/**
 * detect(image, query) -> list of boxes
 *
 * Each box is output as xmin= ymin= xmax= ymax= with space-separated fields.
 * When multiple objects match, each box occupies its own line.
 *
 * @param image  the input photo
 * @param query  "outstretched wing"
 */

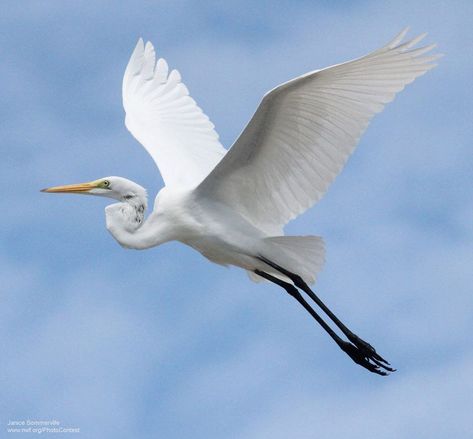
xmin=123 ymin=39 xmax=227 ymax=189
xmin=197 ymin=29 xmax=440 ymax=235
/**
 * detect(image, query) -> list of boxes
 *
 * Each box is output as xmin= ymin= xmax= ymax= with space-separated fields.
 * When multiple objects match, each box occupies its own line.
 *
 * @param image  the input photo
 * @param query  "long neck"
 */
xmin=105 ymin=197 xmax=169 ymax=250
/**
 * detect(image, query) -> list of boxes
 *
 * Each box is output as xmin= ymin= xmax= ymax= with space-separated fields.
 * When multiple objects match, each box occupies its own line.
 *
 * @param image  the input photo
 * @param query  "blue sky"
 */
xmin=1 ymin=1 xmax=472 ymax=438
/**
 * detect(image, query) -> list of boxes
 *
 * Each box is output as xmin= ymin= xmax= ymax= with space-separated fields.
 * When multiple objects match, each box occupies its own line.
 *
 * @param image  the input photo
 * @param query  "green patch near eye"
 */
xmin=99 ymin=180 xmax=110 ymax=188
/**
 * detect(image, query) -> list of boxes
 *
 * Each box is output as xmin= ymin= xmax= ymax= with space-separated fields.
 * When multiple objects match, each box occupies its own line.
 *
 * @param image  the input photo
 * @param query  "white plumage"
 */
xmin=197 ymin=28 xmax=440 ymax=235
xmin=45 ymin=26 xmax=441 ymax=286
xmin=123 ymin=40 xmax=226 ymax=189
xmin=43 ymin=28 xmax=439 ymax=375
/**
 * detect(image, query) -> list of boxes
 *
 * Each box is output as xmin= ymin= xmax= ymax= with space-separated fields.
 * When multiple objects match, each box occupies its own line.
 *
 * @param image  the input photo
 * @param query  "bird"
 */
xmin=42 ymin=28 xmax=440 ymax=375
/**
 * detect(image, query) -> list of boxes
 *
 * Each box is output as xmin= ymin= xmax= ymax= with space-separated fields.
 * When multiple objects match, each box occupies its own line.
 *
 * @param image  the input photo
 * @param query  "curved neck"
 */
xmin=105 ymin=200 xmax=170 ymax=250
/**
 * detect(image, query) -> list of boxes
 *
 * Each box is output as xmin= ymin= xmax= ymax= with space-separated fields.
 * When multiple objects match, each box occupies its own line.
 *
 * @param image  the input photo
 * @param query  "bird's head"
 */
xmin=41 ymin=176 xmax=147 ymax=205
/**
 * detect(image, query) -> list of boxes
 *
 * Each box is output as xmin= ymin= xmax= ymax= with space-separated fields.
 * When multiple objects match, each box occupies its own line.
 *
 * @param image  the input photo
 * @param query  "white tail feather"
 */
xmin=248 ymin=235 xmax=325 ymax=284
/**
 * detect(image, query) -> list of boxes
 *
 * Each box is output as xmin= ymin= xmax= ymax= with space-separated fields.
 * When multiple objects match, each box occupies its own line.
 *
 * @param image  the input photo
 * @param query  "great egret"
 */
xmin=42 ymin=28 xmax=439 ymax=375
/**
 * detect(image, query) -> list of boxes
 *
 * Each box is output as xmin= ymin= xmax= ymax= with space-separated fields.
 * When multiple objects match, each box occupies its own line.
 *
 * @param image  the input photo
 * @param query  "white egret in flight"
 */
xmin=43 ymin=28 xmax=440 ymax=375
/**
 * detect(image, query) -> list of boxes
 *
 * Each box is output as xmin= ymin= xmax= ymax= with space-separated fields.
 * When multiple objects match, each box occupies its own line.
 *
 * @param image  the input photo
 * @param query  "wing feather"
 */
xmin=123 ymin=39 xmax=226 ymax=189
xmin=197 ymin=29 xmax=440 ymax=235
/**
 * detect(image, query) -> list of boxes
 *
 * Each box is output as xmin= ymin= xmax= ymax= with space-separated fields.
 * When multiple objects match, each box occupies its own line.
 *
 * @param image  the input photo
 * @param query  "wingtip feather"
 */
xmin=144 ymin=40 xmax=153 ymax=51
xmin=388 ymin=27 xmax=410 ymax=48
xmin=401 ymin=32 xmax=428 ymax=50
xmin=155 ymin=58 xmax=169 ymax=81
xmin=136 ymin=37 xmax=145 ymax=50
xmin=123 ymin=37 xmax=146 ymax=89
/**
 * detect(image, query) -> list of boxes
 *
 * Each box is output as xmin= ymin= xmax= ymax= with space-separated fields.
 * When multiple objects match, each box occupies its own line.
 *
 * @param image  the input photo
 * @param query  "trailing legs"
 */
xmin=255 ymin=257 xmax=394 ymax=375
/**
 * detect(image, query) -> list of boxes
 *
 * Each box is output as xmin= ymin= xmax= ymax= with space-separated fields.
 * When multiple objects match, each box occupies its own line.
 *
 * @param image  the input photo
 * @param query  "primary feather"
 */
xmin=123 ymin=39 xmax=227 ymax=189
xmin=197 ymin=28 xmax=441 ymax=235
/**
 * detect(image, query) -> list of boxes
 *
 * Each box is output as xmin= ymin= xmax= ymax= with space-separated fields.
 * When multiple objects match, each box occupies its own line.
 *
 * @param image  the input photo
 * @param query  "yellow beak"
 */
xmin=41 ymin=180 xmax=99 ymax=193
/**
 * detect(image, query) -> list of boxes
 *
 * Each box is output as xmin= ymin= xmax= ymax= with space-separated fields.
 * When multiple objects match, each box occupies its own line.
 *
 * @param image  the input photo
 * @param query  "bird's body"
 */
xmin=43 ymin=28 xmax=440 ymax=375
xmin=105 ymin=182 xmax=320 ymax=283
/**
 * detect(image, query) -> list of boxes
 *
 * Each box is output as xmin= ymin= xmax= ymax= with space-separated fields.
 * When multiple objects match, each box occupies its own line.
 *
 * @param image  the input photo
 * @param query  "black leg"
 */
xmin=258 ymin=256 xmax=393 ymax=366
xmin=255 ymin=269 xmax=393 ymax=376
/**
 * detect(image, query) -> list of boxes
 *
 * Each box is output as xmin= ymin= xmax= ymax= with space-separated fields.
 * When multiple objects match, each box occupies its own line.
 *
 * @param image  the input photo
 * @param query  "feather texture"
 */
xmin=197 ymin=29 xmax=440 ymax=235
xmin=123 ymin=39 xmax=227 ymax=189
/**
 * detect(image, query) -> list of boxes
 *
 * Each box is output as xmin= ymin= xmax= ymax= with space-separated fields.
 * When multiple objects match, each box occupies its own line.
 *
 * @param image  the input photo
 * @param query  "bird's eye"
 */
xmin=103 ymin=180 xmax=110 ymax=188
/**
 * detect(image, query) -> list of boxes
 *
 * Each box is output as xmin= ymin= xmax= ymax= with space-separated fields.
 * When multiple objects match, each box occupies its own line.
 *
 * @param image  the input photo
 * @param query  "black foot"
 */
xmin=337 ymin=339 xmax=395 ymax=376
xmin=346 ymin=332 xmax=395 ymax=372
xmin=255 ymin=259 xmax=396 ymax=375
